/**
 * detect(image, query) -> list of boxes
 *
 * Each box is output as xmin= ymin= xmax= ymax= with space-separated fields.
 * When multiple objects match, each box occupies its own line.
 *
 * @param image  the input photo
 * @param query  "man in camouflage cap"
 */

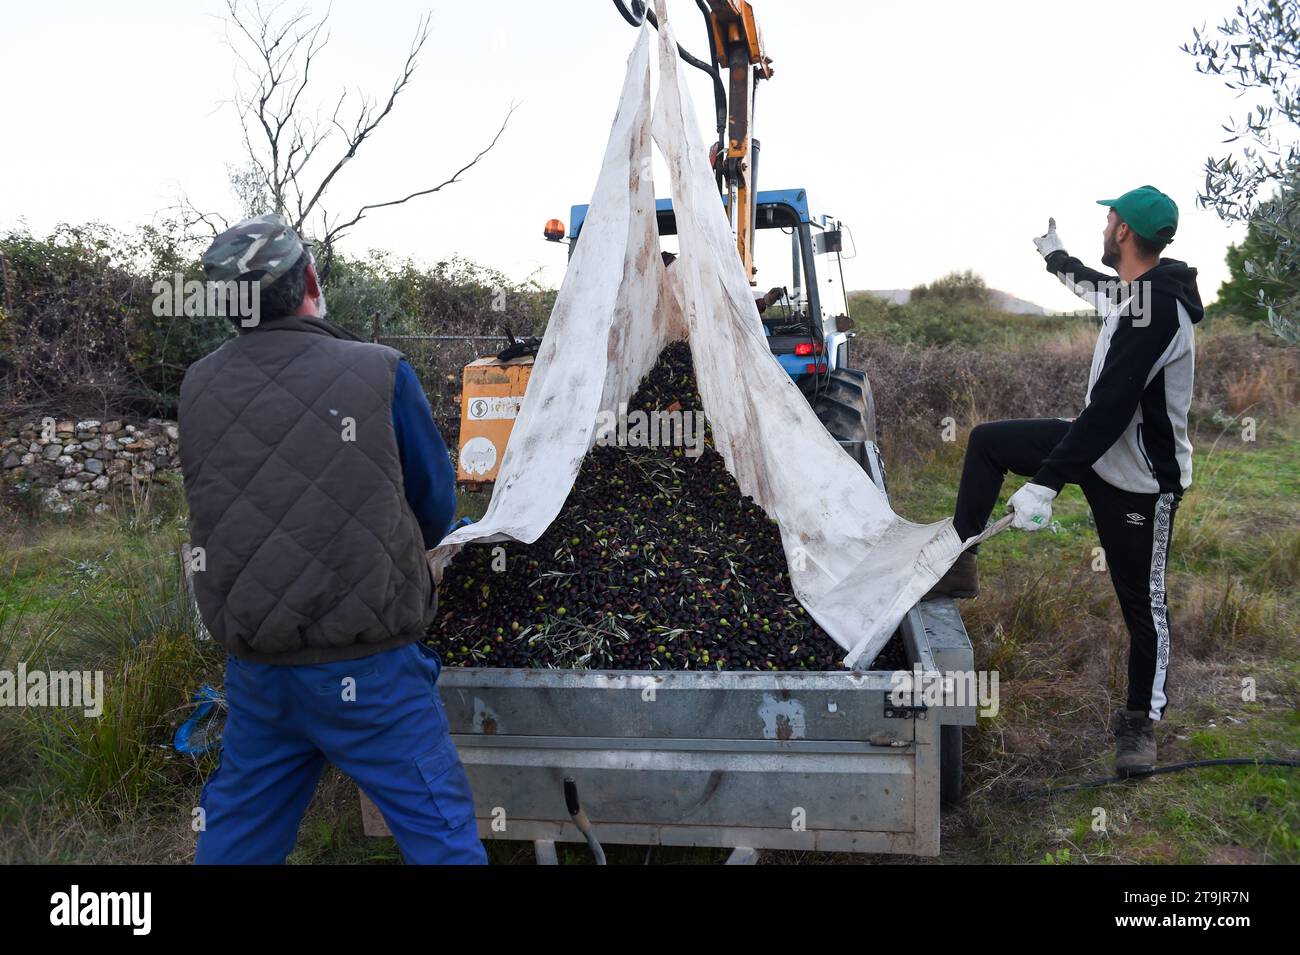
xmin=201 ymin=212 xmax=305 ymax=285
xmin=182 ymin=214 xmax=484 ymax=865
xmin=199 ymin=213 xmax=322 ymax=327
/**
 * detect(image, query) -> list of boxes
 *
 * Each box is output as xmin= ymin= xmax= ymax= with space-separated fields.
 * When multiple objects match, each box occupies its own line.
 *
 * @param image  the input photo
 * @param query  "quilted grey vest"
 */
xmin=178 ymin=315 xmax=435 ymax=664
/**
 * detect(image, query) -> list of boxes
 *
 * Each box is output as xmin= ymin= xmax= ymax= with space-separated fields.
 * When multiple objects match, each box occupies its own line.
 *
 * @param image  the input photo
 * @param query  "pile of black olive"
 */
xmin=429 ymin=342 xmax=905 ymax=672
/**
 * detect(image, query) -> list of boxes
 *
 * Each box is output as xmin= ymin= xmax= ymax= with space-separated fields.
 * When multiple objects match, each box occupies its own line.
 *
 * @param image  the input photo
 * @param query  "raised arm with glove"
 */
xmin=1034 ymin=217 xmax=1117 ymax=314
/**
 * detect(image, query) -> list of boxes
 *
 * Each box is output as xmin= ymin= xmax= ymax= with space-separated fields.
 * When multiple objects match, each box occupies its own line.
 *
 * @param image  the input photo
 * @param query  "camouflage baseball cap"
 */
xmin=201 ymin=213 xmax=308 ymax=286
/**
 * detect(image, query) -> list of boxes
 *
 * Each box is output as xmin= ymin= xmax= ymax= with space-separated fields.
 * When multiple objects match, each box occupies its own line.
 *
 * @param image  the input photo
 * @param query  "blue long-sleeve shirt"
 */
xmin=391 ymin=359 xmax=457 ymax=548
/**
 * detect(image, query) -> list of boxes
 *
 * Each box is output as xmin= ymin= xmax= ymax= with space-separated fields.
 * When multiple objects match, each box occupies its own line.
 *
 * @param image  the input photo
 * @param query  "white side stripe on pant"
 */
xmin=1148 ymin=493 xmax=1175 ymax=720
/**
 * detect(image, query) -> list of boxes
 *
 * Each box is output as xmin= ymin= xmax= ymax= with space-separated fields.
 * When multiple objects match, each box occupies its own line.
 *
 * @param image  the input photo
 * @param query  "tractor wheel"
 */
xmin=804 ymin=366 xmax=877 ymax=445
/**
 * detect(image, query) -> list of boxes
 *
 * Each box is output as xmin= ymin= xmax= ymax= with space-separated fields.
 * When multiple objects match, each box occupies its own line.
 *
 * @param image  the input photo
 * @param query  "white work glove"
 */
xmin=1008 ymin=482 xmax=1057 ymax=531
xmin=1032 ymin=217 xmax=1066 ymax=259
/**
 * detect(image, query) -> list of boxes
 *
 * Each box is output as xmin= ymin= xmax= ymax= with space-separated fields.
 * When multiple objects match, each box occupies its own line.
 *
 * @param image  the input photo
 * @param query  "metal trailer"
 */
xmin=363 ymin=598 xmax=973 ymax=859
xmin=362 ymin=432 xmax=978 ymax=861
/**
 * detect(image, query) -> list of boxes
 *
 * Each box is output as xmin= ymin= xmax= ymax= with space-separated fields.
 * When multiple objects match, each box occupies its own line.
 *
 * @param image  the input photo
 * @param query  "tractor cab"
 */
xmin=566 ymin=188 xmax=855 ymax=386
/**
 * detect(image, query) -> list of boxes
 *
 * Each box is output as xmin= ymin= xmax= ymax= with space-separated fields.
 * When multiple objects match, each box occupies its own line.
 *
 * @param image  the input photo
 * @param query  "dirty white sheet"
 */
xmin=432 ymin=1 xmax=969 ymax=668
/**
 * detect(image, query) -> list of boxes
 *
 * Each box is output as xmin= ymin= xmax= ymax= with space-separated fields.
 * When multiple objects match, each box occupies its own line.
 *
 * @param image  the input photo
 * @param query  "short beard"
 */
xmin=1101 ymin=240 xmax=1120 ymax=269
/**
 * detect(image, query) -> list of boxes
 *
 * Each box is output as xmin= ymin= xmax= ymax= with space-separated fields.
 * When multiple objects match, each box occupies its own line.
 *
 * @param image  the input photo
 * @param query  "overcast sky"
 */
xmin=0 ymin=0 xmax=1255 ymax=309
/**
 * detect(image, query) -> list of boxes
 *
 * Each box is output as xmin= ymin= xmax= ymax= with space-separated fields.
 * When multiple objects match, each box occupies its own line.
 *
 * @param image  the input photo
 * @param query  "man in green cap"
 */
xmin=927 ymin=186 xmax=1203 ymax=777
xmin=181 ymin=214 xmax=486 ymax=864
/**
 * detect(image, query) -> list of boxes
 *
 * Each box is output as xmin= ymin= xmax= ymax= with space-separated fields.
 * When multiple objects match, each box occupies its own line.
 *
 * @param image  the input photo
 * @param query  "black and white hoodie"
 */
xmin=1035 ymin=251 xmax=1204 ymax=496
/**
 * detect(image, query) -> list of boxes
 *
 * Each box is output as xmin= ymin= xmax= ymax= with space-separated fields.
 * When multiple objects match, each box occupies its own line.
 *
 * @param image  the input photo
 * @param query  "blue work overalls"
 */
xmin=195 ymin=641 xmax=487 ymax=865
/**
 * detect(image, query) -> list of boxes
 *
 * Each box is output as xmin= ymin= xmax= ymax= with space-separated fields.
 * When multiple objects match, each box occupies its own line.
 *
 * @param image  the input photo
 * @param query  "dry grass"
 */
xmin=1179 ymin=575 xmax=1288 ymax=660
xmin=860 ymin=318 xmax=1300 ymax=467
xmin=1195 ymin=322 xmax=1299 ymax=418
xmin=1040 ymin=321 xmax=1099 ymax=361
xmin=860 ymin=344 xmax=1087 ymax=463
xmin=961 ymin=563 xmax=1124 ymax=788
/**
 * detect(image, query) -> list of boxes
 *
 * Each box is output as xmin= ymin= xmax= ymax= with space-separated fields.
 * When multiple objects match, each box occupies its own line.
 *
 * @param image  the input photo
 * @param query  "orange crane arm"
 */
xmin=703 ymin=1 xmax=772 ymax=284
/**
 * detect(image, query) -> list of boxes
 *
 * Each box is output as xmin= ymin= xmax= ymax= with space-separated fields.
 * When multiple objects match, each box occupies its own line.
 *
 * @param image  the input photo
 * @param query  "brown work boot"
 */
xmin=923 ymin=551 xmax=979 ymax=600
xmin=1113 ymin=709 xmax=1157 ymax=778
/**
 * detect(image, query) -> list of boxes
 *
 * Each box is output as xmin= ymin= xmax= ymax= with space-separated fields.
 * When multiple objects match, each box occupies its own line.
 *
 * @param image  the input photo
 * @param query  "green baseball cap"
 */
xmin=201 ymin=213 xmax=309 ymax=286
xmin=1096 ymin=185 xmax=1178 ymax=244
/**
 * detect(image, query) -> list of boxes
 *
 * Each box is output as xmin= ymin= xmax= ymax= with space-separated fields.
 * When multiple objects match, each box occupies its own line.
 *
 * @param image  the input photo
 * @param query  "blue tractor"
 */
xmin=548 ymin=0 xmax=883 ymax=488
xmin=562 ymin=190 xmax=883 ymax=488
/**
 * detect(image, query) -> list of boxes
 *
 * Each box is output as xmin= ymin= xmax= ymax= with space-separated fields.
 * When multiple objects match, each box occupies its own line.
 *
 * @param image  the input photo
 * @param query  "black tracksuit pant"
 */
xmin=954 ymin=418 xmax=1178 ymax=720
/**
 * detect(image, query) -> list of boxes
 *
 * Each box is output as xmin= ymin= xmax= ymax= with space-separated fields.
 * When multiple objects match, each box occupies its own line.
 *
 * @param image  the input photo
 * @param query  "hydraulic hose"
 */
xmin=612 ymin=0 xmax=727 ymax=160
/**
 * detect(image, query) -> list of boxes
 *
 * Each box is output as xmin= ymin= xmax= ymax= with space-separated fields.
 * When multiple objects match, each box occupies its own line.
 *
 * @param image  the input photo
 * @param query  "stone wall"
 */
xmin=1 ymin=417 xmax=181 ymax=513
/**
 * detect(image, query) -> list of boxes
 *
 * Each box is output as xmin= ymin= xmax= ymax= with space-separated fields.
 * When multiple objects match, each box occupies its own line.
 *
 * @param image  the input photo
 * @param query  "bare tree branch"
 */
xmin=295 ymin=11 xmax=432 ymax=230
xmin=318 ymin=103 xmax=517 ymax=251
xmin=162 ymin=185 xmax=231 ymax=240
xmin=212 ymin=2 xmax=509 ymax=279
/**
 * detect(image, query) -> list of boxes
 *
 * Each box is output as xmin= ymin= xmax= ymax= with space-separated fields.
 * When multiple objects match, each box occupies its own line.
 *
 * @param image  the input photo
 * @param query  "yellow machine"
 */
xmin=455 ymin=354 xmax=534 ymax=490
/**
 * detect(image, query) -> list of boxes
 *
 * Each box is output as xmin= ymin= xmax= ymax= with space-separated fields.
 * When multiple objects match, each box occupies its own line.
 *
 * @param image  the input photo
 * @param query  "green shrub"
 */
xmin=1 ymin=225 xmax=555 ymax=423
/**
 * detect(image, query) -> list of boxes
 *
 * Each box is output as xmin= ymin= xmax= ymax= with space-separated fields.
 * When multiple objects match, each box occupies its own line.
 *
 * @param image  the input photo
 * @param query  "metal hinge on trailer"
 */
xmin=884 ymin=700 xmax=928 ymax=720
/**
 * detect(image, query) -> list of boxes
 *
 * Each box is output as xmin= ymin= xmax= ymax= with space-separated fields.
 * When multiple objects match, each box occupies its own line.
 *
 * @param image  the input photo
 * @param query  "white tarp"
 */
xmin=433 ymin=1 xmax=969 ymax=668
